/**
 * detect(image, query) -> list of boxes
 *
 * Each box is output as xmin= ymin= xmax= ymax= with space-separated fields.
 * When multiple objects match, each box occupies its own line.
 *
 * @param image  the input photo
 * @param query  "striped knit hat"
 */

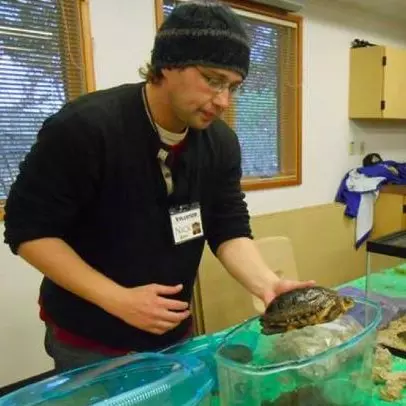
xmin=151 ymin=1 xmax=250 ymax=78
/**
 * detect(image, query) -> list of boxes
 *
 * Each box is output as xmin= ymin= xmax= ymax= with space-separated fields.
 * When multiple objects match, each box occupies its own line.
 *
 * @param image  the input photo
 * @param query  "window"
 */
xmin=156 ymin=0 xmax=302 ymax=191
xmin=0 ymin=0 xmax=94 ymax=218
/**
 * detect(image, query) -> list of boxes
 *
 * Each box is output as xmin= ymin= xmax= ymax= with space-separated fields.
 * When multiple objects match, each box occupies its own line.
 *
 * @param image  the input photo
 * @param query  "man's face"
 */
xmin=162 ymin=66 xmax=243 ymax=129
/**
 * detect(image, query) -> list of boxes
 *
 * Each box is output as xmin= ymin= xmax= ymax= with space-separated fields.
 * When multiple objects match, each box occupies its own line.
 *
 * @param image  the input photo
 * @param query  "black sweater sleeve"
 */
xmin=3 ymin=112 xmax=102 ymax=254
xmin=206 ymin=123 xmax=253 ymax=255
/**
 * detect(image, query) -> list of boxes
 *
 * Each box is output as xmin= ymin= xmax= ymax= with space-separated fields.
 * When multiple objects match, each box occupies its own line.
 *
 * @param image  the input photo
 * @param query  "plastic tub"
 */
xmin=214 ymin=297 xmax=382 ymax=406
xmin=160 ymin=327 xmax=232 ymax=394
xmin=0 ymin=352 xmax=213 ymax=406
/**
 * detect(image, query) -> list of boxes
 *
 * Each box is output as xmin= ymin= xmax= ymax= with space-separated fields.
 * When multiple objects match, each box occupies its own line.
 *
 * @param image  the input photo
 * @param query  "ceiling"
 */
xmin=334 ymin=0 xmax=406 ymax=23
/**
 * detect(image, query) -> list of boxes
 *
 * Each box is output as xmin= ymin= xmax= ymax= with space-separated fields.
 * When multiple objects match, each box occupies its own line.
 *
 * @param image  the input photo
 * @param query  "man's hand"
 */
xmin=16 ymin=239 xmax=191 ymax=336
xmin=262 ymin=279 xmax=317 ymax=308
xmin=106 ymin=283 xmax=190 ymax=335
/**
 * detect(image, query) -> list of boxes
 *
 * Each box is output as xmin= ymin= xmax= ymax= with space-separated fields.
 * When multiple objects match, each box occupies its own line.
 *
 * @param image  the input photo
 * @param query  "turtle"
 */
xmin=397 ymin=331 xmax=406 ymax=343
xmin=259 ymin=286 xmax=355 ymax=335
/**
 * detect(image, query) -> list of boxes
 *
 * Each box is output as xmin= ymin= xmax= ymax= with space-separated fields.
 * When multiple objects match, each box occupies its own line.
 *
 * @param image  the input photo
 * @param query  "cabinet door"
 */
xmin=349 ymin=46 xmax=385 ymax=118
xmin=372 ymin=193 xmax=404 ymax=239
xmin=383 ymin=47 xmax=406 ymax=118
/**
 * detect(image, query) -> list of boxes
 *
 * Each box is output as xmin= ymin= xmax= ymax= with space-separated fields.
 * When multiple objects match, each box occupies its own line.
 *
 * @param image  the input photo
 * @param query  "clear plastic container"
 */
xmin=215 ymin=297 xmax=382 ymax=406
xmin=160 ymin=327 xmax=232 ymax=393
xmin=0 ymin=352 xmax=213 ymax=406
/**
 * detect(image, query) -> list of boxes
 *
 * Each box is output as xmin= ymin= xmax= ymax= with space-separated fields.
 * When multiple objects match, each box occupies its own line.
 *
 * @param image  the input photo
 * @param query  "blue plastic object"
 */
xmin=160 ymin=328 xmax=232 ymax=393
xmin=0 ymin=352 xmax=213 ymax=406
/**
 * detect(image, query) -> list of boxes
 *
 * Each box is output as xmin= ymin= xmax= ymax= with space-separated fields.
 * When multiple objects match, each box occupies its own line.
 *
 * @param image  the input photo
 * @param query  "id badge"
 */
xmin=169 ymin=202 xmax=204 ymax=245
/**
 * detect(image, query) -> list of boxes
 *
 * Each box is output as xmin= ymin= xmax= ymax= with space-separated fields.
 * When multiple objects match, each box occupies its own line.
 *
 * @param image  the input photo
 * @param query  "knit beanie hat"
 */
xmin=151 ymin=1 xmax=250 ymax=78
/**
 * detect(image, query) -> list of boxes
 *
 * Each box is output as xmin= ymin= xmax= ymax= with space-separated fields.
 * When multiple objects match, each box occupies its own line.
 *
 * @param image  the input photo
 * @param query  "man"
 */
xmin=4 ymin=1 xmax=314 ymax=372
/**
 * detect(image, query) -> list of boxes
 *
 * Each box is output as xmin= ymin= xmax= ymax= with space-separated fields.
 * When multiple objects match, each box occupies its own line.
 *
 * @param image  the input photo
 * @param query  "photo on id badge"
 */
xmin=170 ymin=203 xmax=204 ymax=244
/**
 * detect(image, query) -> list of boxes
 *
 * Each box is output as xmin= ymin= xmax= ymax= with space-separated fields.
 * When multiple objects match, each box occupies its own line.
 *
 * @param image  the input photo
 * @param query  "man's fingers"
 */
xmin=151 ymin=320 xmax=180 ymax=335
xmin=264 ymin=279 xmax=318 ymax=308
xmin=297 ymin=280 xmax=317 ymax=288
xmin=161 ymin=309 xmax=191 ymax=323
xmin=148 ymin=309 xmax=190 ymax=335
xmin=282 ymin=279 xmax=316 ymax=291
xmin=154 ymin=283 xmax=183 ymax=295
xmin=263 ymin=292 xmax=276 ymax=308
xmin=158 ymin=297 xmax=189 ymax=311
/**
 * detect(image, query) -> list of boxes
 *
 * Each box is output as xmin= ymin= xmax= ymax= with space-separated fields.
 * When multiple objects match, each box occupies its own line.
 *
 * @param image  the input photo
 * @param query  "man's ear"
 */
xmin=161 ymin=68 xmax=170 ymax=78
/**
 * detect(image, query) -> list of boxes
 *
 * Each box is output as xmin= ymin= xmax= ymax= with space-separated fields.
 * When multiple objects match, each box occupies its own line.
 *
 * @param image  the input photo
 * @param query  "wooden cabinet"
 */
xmin=371 ymin=185 xmax=406 ymax=239
xmin=349 ymin=45 xmax=406 ymax=119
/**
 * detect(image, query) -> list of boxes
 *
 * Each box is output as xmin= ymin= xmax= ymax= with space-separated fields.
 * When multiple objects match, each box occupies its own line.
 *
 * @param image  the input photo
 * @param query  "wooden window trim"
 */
xmin=79 ymin=0 xmax=96 ymax=94
xmin=154 ymin=0 xmax=302 ymax=192
xmin=155 ymin=0 xmax=165 ymax=28
xmin=0 ymin=0 xmax=95 ymax=221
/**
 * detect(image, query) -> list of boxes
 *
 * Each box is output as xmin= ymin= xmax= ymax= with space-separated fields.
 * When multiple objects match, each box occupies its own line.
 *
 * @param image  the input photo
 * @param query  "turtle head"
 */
xmin=340 ymin=296 xmax=355 ymax=311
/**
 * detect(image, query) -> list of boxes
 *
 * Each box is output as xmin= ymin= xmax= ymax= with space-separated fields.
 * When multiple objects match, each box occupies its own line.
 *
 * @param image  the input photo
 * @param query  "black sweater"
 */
xmin=4 ymin=83 xmax=252 ymax=351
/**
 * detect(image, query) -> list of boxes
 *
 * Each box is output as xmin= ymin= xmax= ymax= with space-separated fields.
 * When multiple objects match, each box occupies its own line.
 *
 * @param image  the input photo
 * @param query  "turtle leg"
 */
xmin=261 ymin=325 xmax=287 ymax=335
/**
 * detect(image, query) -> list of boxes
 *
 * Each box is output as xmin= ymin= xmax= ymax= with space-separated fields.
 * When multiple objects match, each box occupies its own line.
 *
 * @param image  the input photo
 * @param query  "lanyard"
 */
xmin=141 ymin=84 xmax=201 ymax=204
xmin=142 ymin=85 xmax=175 ymax=168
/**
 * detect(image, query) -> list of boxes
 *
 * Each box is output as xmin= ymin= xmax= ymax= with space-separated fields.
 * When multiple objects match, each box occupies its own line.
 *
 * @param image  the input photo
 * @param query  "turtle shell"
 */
xmin=259 ymin=286 xmax=354 ymax=335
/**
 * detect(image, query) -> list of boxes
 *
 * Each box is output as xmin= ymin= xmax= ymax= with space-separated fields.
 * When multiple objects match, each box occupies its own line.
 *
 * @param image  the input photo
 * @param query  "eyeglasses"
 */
xmin=195 ymin=67 xmax=242 ymax=95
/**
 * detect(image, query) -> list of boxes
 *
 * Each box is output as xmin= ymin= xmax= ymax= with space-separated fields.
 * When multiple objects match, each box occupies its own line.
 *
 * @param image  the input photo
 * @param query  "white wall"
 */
xmin=2 ymin=0 xmax=406 ymax=387
xmin=89 ymin=0 xmax=156 ymax=89
xmin=0 ymin=224 xmax=54 ymax=387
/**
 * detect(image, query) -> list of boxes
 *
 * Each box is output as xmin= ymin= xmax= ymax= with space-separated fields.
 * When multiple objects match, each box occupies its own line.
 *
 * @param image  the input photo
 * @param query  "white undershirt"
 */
xmin=156 ymin=122 xmax=187 ymax=146
xmin=155 ymin=123 xmax=188 ymax=195
xmin=142 ymin=87 xmax=188 ymax=195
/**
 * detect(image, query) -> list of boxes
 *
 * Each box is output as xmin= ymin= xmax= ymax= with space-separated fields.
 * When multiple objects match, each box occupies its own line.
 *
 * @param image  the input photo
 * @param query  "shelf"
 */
xmin=367 ymin=229 xmax=406 ymax=259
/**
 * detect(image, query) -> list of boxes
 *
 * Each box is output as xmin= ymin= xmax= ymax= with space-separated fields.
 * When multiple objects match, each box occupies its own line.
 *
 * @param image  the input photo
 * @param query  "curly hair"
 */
xmin=138 ymin=63 xmax=164 ymax=84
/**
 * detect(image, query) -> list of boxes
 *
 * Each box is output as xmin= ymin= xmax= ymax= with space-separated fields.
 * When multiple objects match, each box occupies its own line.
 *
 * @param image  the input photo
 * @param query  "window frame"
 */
xmin=75 ymin=0 xmax=96 ymax=95
xmin=155 ymin=0 xmax=302 ymax=192
xmin=0 ymin=0 xmax=95 ymax=221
